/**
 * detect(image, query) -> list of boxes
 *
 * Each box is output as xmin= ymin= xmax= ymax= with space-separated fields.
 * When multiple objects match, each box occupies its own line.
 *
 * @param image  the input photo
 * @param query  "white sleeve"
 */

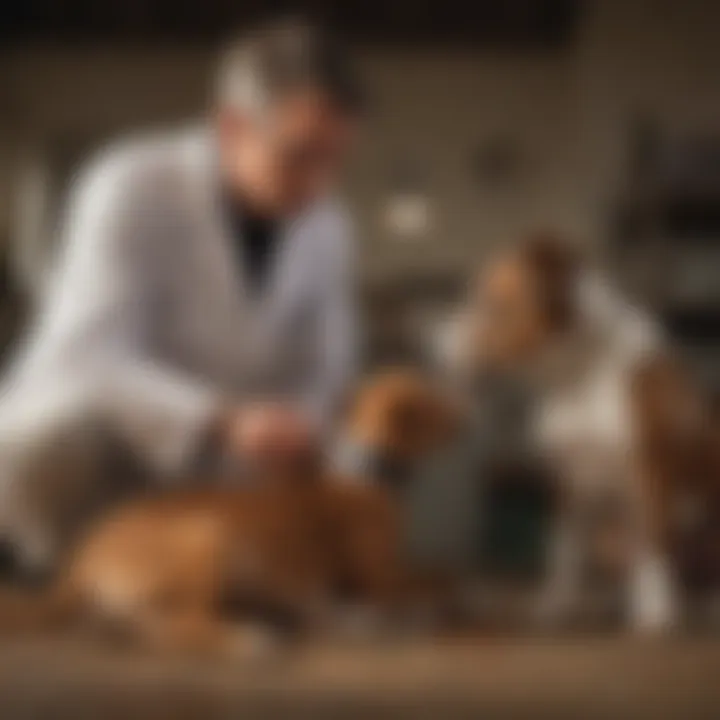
xmin=4 ymin=149 xmax=221 ymax=473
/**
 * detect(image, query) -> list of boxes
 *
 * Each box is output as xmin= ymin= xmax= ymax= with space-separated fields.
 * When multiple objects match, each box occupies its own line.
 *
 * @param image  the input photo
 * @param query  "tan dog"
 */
xmin=462 ymin=233 xmax=719 ymax=631
xmin=0 ymin=370 xmax=458 ymax=655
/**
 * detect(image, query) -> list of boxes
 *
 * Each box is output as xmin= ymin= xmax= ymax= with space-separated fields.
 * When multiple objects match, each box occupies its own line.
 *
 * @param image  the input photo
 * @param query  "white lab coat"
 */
xmin=0 ymin=127 xmax=358 ymax=473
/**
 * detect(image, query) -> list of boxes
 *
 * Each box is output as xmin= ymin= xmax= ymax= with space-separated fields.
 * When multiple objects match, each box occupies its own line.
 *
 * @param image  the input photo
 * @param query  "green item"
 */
xmin=479 ymin=471 xmax=556 ymax=580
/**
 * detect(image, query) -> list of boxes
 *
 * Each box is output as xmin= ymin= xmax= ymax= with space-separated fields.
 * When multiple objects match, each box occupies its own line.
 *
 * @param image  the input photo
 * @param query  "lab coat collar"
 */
xmin=183 ymin=124 xmax=319 ymax=332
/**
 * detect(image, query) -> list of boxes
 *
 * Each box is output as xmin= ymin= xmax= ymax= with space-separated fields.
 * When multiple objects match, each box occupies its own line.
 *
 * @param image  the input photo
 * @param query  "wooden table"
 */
xmin=1 ymin=635 xmax=719 ymax=719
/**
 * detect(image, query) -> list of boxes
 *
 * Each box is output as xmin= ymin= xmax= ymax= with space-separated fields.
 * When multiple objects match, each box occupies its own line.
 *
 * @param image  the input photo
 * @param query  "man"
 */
xmin=0 ymin=20 xmax=364 ymax=570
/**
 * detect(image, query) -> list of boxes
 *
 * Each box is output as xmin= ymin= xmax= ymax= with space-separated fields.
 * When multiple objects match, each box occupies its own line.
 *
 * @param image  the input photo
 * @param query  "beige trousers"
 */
xmin=0 ymin=406 xmax=149 ymax=573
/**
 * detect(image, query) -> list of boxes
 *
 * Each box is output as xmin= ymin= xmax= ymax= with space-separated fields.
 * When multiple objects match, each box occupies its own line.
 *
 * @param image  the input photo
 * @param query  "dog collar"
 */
xmin=332 ymin=438 xmax=413 ymax=490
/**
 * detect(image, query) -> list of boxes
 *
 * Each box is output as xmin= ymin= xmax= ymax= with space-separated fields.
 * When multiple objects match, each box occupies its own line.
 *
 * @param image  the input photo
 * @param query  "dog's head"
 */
xmin=469 ymin=232 xmax=581 ymax=372
xmin=345 ymin=369 xmax=460 ymax=463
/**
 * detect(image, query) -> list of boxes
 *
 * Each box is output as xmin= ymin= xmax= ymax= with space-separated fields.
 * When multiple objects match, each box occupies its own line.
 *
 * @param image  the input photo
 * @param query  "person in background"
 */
xmin=0 ymin=19 xmax=364 ymax=571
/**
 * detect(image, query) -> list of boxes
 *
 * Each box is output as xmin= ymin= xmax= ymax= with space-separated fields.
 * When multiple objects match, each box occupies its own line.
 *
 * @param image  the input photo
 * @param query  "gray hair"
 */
xmin=216 ymin=19 xmax=365 ymax=117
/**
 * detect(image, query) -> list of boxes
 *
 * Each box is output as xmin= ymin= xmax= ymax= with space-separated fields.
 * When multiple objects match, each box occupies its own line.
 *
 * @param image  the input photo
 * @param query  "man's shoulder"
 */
xmin=75 ymin=125 xmax=207 ymax=203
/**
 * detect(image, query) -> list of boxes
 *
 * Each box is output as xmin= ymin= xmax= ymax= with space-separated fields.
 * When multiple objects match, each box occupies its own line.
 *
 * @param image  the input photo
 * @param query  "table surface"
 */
xmin=1 ymin=635 xmax=720 ymax=719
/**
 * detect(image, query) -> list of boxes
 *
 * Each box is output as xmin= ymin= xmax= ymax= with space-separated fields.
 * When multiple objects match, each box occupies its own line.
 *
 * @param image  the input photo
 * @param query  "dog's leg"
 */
xmin=628 ymin=457 xmax=679 ymax=631
xmin=628 ymin=547 xmax=678 ymax=632
xmin=132 ymin=608 xmax=281 ymax=659
xmin=628 ymin=455 xmax=680 ymax=632
xmin=534 ymin=508 xmax=584 ymax=628
xmin=120 ymin=537 xmax=283 ymax=658
xmin=626 ymin=357 xmax=692 ymax=632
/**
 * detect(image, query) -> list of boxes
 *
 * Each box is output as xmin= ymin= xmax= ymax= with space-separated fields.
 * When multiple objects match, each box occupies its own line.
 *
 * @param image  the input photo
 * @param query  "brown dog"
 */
xmin=0 ymin=369 xmax=458 ymax=655
xmin=461 ymin=232 xmax=719 ymax=631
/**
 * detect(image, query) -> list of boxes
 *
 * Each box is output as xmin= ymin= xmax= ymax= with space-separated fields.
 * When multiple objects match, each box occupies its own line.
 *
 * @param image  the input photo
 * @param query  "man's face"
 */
xmin=218 ymin=89 xmax=357 ymax=215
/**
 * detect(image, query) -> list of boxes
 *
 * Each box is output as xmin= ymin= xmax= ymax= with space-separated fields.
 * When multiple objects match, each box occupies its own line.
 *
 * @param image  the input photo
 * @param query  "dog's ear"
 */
xmin=522 ymin=231 xmax=581 ymax=333
xmin=345 ymin=370 xmax=457 ymax=459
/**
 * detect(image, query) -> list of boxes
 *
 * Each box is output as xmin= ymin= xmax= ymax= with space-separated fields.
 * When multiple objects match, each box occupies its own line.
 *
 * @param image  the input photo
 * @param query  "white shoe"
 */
xmin=629 ymin=554 xmax=679 ymax=632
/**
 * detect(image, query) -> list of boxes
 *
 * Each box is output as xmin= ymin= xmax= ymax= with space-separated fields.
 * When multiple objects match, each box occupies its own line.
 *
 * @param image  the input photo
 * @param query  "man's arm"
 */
xmin=301 ymin=209 xmax=360 ymax=434
xmin=7 ymin=147 xmax=222 ymax=473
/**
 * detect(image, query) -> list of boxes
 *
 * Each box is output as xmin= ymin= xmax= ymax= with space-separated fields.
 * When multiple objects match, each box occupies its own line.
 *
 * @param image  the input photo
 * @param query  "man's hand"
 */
xmin=218 ymin=403 xmax=316 ymax=467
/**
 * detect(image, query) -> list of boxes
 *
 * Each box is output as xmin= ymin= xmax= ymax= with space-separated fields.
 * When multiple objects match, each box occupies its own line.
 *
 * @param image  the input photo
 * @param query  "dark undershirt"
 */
xmin=223 ymin=194 xmax=279 ymax=296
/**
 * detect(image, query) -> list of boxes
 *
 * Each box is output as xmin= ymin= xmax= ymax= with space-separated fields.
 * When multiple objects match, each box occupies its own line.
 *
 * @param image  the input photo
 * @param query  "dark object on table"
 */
xmin=478 ymin=462 xmax=557 ymax=581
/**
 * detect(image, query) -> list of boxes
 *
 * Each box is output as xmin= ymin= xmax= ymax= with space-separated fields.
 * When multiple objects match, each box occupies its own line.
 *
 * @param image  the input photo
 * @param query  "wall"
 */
xmin=0 ymin=0 xmax=718 ymax=286
xmin=577 ymin=0 xmax=720 ymax=233
xmin=0 ymin=44 xmax=580 ymax=284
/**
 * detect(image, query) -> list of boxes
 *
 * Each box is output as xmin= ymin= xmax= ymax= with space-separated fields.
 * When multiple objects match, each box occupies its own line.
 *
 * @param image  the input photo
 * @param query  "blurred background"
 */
xmin=0 ymin=0 xmax=718 ymax=385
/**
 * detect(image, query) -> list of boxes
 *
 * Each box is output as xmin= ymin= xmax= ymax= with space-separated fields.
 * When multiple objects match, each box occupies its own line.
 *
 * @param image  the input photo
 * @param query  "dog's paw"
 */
xmin=629 ymin=555 xmax=679 ymax=633
xmin=224 ymin=624 xmax=282 ymax=661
